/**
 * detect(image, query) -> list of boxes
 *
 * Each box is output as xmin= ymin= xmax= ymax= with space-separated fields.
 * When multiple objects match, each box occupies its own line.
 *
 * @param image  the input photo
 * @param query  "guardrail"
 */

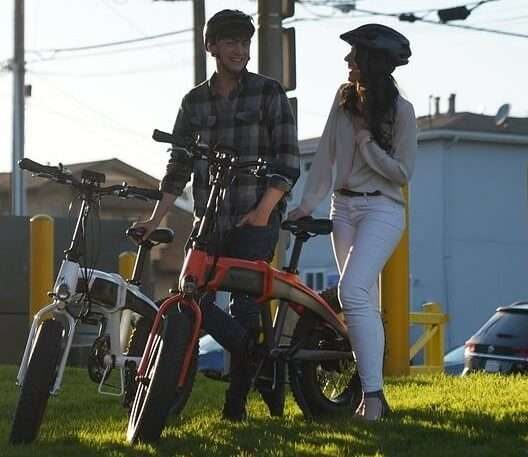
xmin=409 ymin=302 xmax=448 ymax=374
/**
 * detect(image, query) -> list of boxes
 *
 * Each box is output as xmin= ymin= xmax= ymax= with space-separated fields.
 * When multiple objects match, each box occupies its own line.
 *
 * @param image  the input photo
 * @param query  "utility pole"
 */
xmin=258 ymin=0 xmax=296 ymax=274
xmin=193 ymin=0 xmax=206 ymax=85
xmin=12 ymin=0 xmax=26 ymax=216
xmin=258 ymin=0 xmax=282 ymax=82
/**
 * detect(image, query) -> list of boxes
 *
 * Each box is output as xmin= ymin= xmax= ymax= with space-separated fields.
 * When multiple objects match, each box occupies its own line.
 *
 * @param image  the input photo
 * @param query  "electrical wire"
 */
xmin=299 ymin=0 xmax=528 ymax=39
xmin=26 ymin=27 xmax=193 ymax=56
xmin=26 ymin=37 xmax=191 ymax=64
xmin=352 ymin=6 xmax=528 ymax=39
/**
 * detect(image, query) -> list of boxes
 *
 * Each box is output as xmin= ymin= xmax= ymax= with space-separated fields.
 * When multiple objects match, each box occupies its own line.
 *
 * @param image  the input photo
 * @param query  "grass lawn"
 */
xmin=0 ymin=365 xmax=527 ymax=457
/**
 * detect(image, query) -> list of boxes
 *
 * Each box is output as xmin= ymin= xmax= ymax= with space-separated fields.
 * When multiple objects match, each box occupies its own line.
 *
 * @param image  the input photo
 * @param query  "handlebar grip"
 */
xmin=126 ymin=227 xmax=145 ymax=242
xmin=152 ymin=129 xmax=175 ymax=144
xmin=281 ymin=217 xmax=333 ymax=235
xmin=18 ymin=158 xmax=60 ymax=175
xmin=152 ymin=129 xmax=197 ymax=150
xmin=127 ymin=186 xmax=163 ymax=201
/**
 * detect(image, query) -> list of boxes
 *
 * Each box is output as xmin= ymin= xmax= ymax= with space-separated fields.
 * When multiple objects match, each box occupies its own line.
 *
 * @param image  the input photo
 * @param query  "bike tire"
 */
xmin=127 ymin=309 xmax=195 ymax=444
xmin=288 ymin=311 xmax=362 ymax=419
xmin=124 ymin=316 xmax=198 ymax=414
xmin=9 ymin=319 xmax=64 ymax=444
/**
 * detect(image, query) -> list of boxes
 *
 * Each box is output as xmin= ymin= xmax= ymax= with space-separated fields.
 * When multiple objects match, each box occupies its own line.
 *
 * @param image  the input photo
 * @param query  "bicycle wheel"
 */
xmin=127 ymin=309 xmax=195 ymax=444
xmin=289 ymin=311 xmax=361 ymax=419
xmin=9 ymin=319 xmax=64 ymax=444
xmin=123 ymin=316 xmax=198 ymax=414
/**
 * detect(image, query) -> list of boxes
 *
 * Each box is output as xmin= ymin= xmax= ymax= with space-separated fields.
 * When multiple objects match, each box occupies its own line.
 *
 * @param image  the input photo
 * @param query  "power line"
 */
xmin=300 ymin=0 xmax=528 ymax=39
xmin=352 ymin=6 xmax=528 ymax=39
xmin=26 ymin=37 xmax=191 ymax=64
xmin=26 ymin=27 xmax=193 ymax=55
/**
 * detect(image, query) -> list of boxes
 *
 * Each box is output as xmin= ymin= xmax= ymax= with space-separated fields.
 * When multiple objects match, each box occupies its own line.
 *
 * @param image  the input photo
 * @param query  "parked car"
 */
xmin=463 ymin=301 xmax=528 ymax=375
xmin=444 ymin=345 xmax=465 ymax=375
xmin=198 ymin=335 xmax=228 ymax=381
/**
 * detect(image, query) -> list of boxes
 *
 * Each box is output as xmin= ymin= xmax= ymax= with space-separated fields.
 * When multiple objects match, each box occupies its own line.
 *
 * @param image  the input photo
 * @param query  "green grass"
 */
xmin=0 ymin=365 xmax=527 ymax=457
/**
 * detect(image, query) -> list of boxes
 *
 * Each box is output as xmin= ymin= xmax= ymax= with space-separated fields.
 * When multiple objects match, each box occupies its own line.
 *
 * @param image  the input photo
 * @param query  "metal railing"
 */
xmin=409 ymin=302 xmax=448 ymax=374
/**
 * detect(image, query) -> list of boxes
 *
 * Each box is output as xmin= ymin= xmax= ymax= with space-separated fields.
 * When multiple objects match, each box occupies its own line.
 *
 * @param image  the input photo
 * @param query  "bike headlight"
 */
xmin=56 ymin=283 xmax=71 ymax=301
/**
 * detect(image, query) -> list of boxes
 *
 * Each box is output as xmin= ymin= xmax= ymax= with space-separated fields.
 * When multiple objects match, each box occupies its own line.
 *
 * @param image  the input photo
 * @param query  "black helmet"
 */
xmin=204 ymin=9 xmax=255 ymax=47
xmin=340 ymin=24 xmax=411 ymax=67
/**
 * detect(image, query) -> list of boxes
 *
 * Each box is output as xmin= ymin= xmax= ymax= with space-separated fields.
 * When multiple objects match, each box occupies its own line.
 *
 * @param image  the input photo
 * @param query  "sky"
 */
xmin=1 ymin=0 xmax=527 ymax=180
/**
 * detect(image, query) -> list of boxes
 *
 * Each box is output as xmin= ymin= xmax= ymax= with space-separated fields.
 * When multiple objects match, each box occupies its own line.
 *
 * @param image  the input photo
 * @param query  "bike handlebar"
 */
xmin=19 ymin=158 xmax=62 ymax=176
xmin=18 ymin=158 xmax=162 ymax=201
xmin=152 ymin=129 xmax=269 ymax=176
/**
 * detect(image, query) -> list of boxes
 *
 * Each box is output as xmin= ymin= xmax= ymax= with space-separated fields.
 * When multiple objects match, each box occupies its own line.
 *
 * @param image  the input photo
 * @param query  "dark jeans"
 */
xmin=200 ymin=210 xmax=281 ymax=355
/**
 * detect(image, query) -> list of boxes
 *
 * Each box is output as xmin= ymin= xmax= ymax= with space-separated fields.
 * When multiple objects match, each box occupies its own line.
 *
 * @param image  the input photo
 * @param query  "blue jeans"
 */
xmin=200 ymin=210 xmax=281 ymax=354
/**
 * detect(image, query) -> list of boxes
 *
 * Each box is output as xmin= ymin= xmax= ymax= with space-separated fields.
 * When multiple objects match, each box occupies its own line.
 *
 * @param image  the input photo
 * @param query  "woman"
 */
xmin=288 ymin=24 xmax=416 ymax=420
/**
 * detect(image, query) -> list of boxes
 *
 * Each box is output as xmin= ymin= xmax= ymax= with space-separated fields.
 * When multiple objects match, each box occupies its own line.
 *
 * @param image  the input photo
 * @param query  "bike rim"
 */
xmin=316 ymin=359 xmax=357 ymax=403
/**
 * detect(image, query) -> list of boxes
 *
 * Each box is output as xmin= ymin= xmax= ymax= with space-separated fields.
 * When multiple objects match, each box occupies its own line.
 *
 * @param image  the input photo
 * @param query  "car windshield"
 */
xmin=473 ymin=310 xmax=528 ymax=346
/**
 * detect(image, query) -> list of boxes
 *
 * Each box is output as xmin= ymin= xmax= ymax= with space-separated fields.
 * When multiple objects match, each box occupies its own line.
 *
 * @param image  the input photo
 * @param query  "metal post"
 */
xmin=193 ymin=0 xmax=206 ymax=85
xmin=118 ymin=251 xmax=137 ymax=281
xmin=258 ymin=0 xmax=282 ymax=81
xmin=381 ymin=185 xmax=410 ymax=376
xmin=424 ymin=302 xmax=445 ymax=369
xmin=12 ymin=0 xmax=26 ymax=216
xmin=119 ymin=251 xmax=137 ymax=350
xmin=30 ymin=215 xmax=54 ymax=320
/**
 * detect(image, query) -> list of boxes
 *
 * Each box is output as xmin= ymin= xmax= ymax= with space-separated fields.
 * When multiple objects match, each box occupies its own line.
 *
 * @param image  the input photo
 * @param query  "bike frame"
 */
xmin=17 ymin=178 xmax=159 ymax=397
xmin=137 ymin=142 xmax=351 ymax=388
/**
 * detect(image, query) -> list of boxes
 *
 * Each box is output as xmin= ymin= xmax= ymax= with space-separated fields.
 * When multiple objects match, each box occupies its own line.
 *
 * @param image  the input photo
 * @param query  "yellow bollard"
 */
xmin=381 ymin=186 xmax=410 ymax=376
xmin=423 ymin=302 xmax=445 ymax=368
xmin=118 ymin=251 xmax=136 ymax=281
xmin=30 ymin=215 xmax=55 ymax=321
xmin=118 ymin=251 xmax=137 ymax=351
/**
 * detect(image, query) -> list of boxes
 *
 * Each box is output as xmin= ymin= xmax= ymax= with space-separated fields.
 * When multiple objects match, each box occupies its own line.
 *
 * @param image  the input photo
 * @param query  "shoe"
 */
xmin=354 ymin=390 xmax=391 ymax=421
xmin=222 ymin=391 xmax=247 ymax=422
xmin=222 ymin=346 xmax=251 ymax=422
xmin=255 ymin=359 xmax=285 ymax=417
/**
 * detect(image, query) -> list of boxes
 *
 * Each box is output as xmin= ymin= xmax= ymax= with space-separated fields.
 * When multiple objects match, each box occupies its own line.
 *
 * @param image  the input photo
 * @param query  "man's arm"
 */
xmin=238 ymin=83 xmax=299 ymax=226
xmin=131 ymin=95 xmax=194 ymax=240
xmin=237 ymin=187 xmax=285 ymax=226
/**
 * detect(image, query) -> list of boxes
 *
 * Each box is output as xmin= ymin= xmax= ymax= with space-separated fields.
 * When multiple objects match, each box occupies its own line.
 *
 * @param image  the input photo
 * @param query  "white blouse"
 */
xmin=298 ymin=85 xmax=417 ymax=214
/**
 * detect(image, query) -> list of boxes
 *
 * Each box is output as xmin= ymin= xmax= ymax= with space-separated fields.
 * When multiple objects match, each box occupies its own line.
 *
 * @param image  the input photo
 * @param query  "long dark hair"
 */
xmin=340 ymin=46 xmax=399 ymax=153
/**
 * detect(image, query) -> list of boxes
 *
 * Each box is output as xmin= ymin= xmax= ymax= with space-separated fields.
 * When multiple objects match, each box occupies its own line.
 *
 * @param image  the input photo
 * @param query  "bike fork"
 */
xmin=17 ymin=302 xmax=77 ymax=396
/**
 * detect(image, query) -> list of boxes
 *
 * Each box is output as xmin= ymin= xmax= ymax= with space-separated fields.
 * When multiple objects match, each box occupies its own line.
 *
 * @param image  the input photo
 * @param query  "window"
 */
xmin=305 ymin=270 xmax=325 ymax=292
xmin=304 ymin=161 xmax=312 ymax=172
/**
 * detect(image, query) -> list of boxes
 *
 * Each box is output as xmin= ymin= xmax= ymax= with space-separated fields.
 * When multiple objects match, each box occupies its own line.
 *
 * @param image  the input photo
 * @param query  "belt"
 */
xmin=337 ymin=188 xmax=382 ymax=198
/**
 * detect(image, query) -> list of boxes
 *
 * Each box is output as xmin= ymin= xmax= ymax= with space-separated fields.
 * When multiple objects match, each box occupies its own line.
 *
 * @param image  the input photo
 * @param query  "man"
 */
xmin=133 ymin=9 xmax=299 ymax=421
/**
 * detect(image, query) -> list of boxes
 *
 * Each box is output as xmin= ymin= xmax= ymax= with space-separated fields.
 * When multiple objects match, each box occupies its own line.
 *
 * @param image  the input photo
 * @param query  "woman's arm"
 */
xmin=356 ymin=100 xmax=417 ymax=186
xmin=297 ymin=89 xmax=342 ymax=215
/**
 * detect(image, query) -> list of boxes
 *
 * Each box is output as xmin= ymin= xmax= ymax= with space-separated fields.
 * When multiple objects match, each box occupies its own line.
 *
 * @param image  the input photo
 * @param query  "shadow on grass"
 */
xmin=1 ymin=366 xmax=526 ymax=457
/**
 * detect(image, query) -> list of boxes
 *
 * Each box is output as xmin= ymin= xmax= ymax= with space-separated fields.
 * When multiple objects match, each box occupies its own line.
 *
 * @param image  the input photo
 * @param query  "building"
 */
xmin=291 ymin=102 xmax=528 ymax=350
xmin=0 ymin=158 xmax=194 ymax=299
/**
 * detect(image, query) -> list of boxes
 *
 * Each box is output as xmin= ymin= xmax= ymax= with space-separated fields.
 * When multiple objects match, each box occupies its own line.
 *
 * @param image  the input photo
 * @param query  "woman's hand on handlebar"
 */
xmin=287 ymin=207 xmax=310 ymax=221
xmin=129 ymin=219 xmax=159 ymax=243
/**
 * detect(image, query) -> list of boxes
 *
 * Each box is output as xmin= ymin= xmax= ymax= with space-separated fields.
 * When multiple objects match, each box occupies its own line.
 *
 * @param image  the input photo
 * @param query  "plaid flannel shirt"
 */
xmin=160 ymin=70 xmax=300 ymax=234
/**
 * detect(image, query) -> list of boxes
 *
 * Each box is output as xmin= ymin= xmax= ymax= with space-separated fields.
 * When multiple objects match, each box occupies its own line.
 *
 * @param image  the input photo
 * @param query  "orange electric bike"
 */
xmin=127 ymin=130 xmax=361 ymax=443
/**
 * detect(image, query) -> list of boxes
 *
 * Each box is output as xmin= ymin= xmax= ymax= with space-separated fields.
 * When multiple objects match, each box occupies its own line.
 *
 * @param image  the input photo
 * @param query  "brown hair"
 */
xmin=340 ymin=46 xmax=399 ymax=153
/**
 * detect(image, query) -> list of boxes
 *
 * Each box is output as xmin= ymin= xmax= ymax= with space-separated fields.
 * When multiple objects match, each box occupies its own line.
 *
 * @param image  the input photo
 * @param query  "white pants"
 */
xmin=330 ymin=193 xmax=405 ymax=393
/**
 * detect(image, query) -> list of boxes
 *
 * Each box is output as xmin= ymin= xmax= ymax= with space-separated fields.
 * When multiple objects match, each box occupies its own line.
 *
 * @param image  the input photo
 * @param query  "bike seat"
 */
xmin=281 ymin=217 xmax=332 ymax=236
xmin=148 ymin=228 xmax=174 ymax=244
xmin=127 ymin=227 xmax=174 ymax=244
